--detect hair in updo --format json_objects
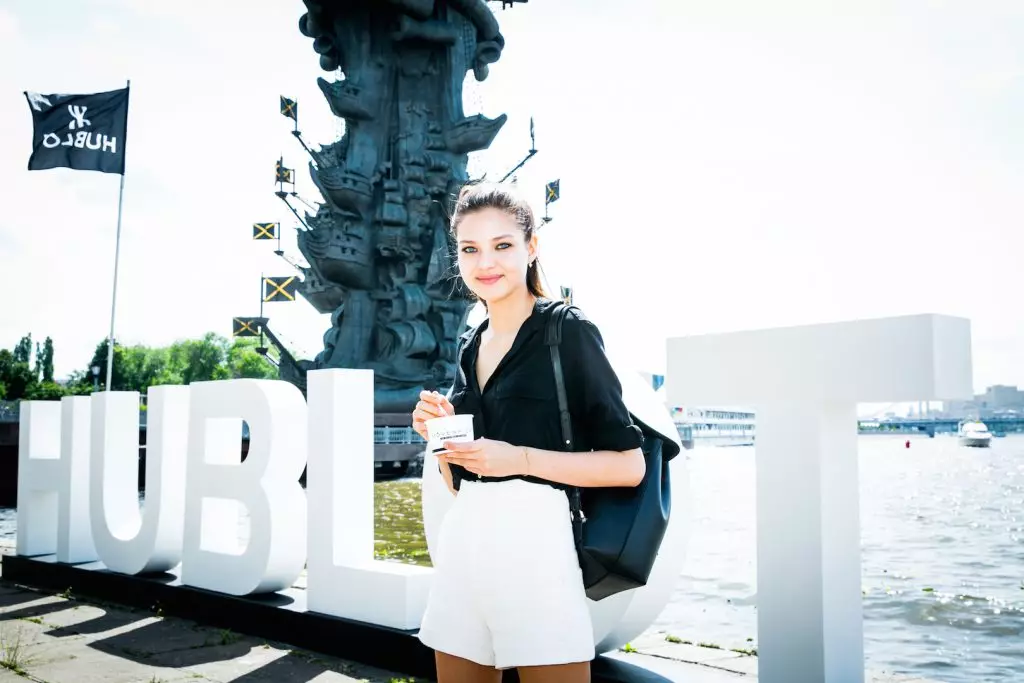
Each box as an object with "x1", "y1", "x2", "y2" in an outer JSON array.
[{"x1": 449, "y1": 182, "x2": 548, "y2": 299}]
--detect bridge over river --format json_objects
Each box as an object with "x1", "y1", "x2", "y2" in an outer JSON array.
[{"x1": 858, "y1": 416, "x2": 1024, "y2": 436}]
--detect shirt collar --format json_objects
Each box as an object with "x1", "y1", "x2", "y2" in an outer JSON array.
[{"x1": 458, "y1": 296, "x2": 555, "y2": 344}]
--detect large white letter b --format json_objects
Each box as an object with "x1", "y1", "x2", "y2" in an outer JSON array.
[{"x1": 181, "y1": 379, "x2": 307, "y2": 595}]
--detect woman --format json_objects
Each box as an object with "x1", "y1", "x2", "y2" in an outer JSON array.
[{"x1": 412, "y1": 183, "x2": 645, "y2": 683}]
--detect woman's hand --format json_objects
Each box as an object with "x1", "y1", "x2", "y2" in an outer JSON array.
[
  {"x1": 441, "y1": 438, "x2": 528, "y2": 478},
  {"x1": 412, "y1": 390, "x2": 455, "y2": 440}
]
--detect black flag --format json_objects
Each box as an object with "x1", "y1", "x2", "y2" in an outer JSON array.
[
  {"x1": 253, "y1": 222, "x2": 278, "y2": 240},
  {"x1": 545, "y1": 179, "x2": 560, "y2": 205},
  {"x1": 280, "y1": 96, "x2": 297, "y2": 121},
  {"x1": 24, "y1": 87, "x2": 129, "y2": 175},
  {"x1": 232, "y1": 317, "x2": 266, "y2": 337},
  {"x1": 263, "y1": 276, "x2": 298, "y2": 302},
  {"x1": 275, "y1": 159, "x2": 294, "y2": 185}
]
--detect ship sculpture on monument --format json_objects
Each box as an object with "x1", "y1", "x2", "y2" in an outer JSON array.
[{"x1": 278, "y1": 0, "x2": 522, "y2": 413}]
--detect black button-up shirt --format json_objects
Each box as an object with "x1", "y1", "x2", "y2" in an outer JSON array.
[{"x1": 446, "y1": 298, "x2": 643, "y2": 491}]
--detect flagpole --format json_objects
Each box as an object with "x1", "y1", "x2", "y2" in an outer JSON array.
[
  {"x1": 105, "y1": 79, "x2": 130, "y2": 391},
  {"x1": 259, "y1": 272, "x2": 266, "y2": 353}
]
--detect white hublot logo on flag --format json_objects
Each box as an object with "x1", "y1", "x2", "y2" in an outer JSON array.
[
  {"x1": 68, "y1": 105, "x2": 90, "y2": 130},
  {"x1": 41, "y1": 103, "x2": 116, "y2": 153}
]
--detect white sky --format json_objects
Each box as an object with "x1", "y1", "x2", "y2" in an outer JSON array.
[{"x1": 0, "y1": 0, "x2": 1021, "y2": 399}]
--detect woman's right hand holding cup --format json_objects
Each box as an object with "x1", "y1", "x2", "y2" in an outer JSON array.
[{"x1": 413, "y1": 390, "x2": 455, "y2": 440}]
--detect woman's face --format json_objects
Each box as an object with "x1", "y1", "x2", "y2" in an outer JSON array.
[{"x1": 456, "y1": 207, "x2": 537, "y2": 305}]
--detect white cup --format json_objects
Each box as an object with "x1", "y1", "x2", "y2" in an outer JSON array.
[{"x1": 425, "y1": 414, "x2": 475, "y2": 454}]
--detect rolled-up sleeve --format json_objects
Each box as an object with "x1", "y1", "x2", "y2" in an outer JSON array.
[{"x1": 562, "y1": 312, "x2": 644, "y2": 453}]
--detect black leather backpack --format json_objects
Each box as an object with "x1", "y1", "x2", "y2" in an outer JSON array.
[{"x1": 545, "y1": 303, "x2": 681, "y2": 601}]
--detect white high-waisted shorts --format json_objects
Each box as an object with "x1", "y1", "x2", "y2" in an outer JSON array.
[{"x1": 417, "y1": 478, "x2": 595, "y2": 669}]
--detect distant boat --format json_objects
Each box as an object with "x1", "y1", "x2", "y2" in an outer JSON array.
[{"x1": 958, "y1": 420, "x2": 992, "y2": 448}]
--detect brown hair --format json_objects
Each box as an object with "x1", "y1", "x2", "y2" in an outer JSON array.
[{"x1": 450, "y1": 182, "x2": 548, "y2": 300}]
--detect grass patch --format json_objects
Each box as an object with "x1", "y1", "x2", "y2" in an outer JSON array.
[
  {"x1": 665, "y1": 634, "x2": 693, "y2": 645},
  {"x1": 697, "y1": 642, "x2": 722, "y2": 650},
  {"x1": 0, "y1": 624, "x2": 32, "y2": 675},
  {"x1": 374, "y1": 481, "x2": 431, "y2": 566},
  {"x1": 218, "y1": 629, "x2": 240, "y2": 646},
  {"x1": 731, "y1": 647, "x2": 758, "y2": 656}
]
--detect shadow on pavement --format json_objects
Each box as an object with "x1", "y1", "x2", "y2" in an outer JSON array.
[
  {"x1": 224, "y1": 650, "x2": 336, "y2": 682},
  {"x1": 0, "y1": 594, "x2": 78, "y2": 623},
  {"x1": 89, "y1": 618, "x2": 255, "y2": 668}
]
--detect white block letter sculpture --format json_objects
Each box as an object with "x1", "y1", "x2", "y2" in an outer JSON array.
[
  {"x1": 306, "y1": 369, "x2": 431, "y2": 630},
  {"x1": 16, "y1": 401, "x2": 63, "y2": 557},
  {"x1": 181, "y1": 379, "x2": 308, "y2": 594},
  {"x1": 90, "y1": 387, "x2": 189, "y2": 574},
  {"x1": 666, "y1": 314, "x2": 973, "y2": 683}
]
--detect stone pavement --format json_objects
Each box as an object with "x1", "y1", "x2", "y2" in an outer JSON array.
[
  {"x1": 0, "y1": 580, "x2": 416, "y2": 683},
  {"x1": 605, "y1": 631, "x2": 939, "y2": 683},
  {"x1": 0, "y1": 542, "x2": 937, "y2": 683}
]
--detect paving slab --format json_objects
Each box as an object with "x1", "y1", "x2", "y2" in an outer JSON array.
[
  {"x1": 0, "y1": 541, "x2": 945, "y2": 683},
  {"x1": 641, "y1": 642, "x2": 746, "y2": 665},
  {"x1": 606, "y1": 650, "x2": 749, "y2": 681},
  {"x1": 710, "y1": 655, "x2": 759, "y2": 676},
  {"x1": 0, "y1": 579, "x2": 420, "y2": 683}
]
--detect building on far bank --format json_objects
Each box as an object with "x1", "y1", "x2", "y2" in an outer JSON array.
[
  {"x1": 942, "y1": 385, "x2": 1024, "y2": 419},
  {"x1": 669, "y1": 404, "x2": 756, "y2": 448}
]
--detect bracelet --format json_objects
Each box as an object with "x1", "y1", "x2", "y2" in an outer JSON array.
[{"x1": 522, "y1": 446, "x2": 531, "y2": 475}]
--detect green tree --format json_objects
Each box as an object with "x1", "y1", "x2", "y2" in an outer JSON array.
[
  {"x1": 168, "y1": 333, "x2": 231, "y2": 385},
  {"x1": 226, "y1": 338, "x2": 279, "y2": 379},
  {"x1": 121, "y1": 345, "x2": 170, "y2": 393},
  {"x1": 86, "y1": 340, "x2": 175, "y2": 393},
  {"x1": 0, "y1": 348, "x2": 37, "y2": 401},
  {"x1": 39, "y1": 337, "x2": 55, "y2": 383},
  {"x1": 13, "y1": 334, "x2": 32, "y2": 364},
  {"x1": 26, "y1": 381, "x2": 68, "y2": 400},
  {"x1": 77, "y1": 332, "x2": 280, "y2": 393},
  {"x1": 86, "y1": 339, "x2": 124, "y2": 391},
  {"x1": 61, "y1": 369, "x2": 97, "y2": 395}
]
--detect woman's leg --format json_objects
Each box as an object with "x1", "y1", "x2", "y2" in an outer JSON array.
[
  {"x1": 518, "y1": 661, "x2": 591, "y2": 683},
  {"x1": 435, "y1": 651, "x2": 503, "y2": 683}
]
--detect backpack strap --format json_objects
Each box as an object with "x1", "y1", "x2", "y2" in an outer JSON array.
[
  {"x1": 545, "y1": 303, "x2": 577, "y2": 450},
  {"x1": 544, "y1": 303, "x2": 587, "y2": 537}
]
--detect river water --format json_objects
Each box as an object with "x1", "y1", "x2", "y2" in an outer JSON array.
[
  {"x1": 2, "y1": 434, "x2": 1022, "y2": 681},
  {"x1": 660, "y1": 434, "x2": 1024, "y2": 682}
]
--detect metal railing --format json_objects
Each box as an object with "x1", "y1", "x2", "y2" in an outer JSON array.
[
  {"x1": 0, "y1": 401, "x2": 18, "y2": 423},
  {"x1": 0, "y1": 400, "x2": 151, "y2": 425},
  {"x1": 3, "y1": 399, "x2": 425, "y2": 445},
  {"x1": 374, "y1": 427, "x2": 426, "y2": 445}
]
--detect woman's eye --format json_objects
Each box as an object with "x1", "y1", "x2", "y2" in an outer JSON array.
[
  {"x1": 461, "y1": 246, "x2": 477, "y2": 254},
  {"x1": 495, "y1": 242, "x2": 512, "y2": 250}
]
